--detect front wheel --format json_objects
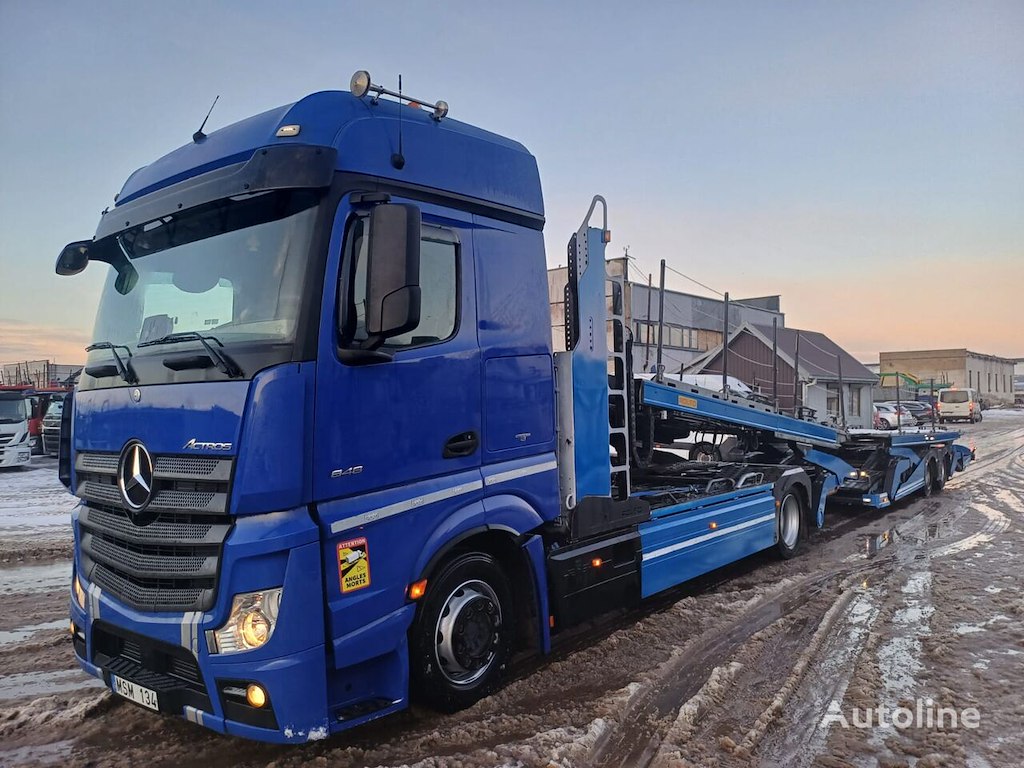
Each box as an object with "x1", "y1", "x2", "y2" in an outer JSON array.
[
  {"x1": 775, "y1": 490, "x2": 803, "y2": 559},
  {"x1": 409, "y1": 552, "x2": 513, "y2": 712}
]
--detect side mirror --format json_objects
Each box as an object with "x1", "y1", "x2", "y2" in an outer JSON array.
[
  {"x1": 56, "y1": 240, "x2": 91, "y2": 275},
  {"x1": 365, "y1": 204, "x2": 421, "y2": 344}
]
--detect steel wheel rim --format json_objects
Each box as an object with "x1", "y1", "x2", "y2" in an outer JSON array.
[
  {"x1": 434, "y1": 579, "x2": 501, "y2": 687},
  {"x1": 780, "y1": 494, "x2": 800, "y2": 548}
]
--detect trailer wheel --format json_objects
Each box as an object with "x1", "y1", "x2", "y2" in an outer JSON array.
[
  {"x1": 922, "y1": 460, "x2": 936, "y2": 498},
  {"x1": 775, "y1": 491, "x2": 803, "y2": 559},
  {"x1": 933, "y1": 457, "x2": 947, "y2": 494},
  {"x1": 689, "y1": 441, "x2": 719, "y2": 462},
  {"x1": 409, "y1": 552, "x2": 513, "y2": 712}
]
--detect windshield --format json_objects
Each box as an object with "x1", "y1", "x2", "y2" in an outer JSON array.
[
  {"x1": 0, "y1": 398, "x2": 29, "y2": 424},
  {"x1": 86, "y1": 189, "x2": 320, "y2": 383},
  {"x1": 940, "y1": 391, "x2": 969, "y2": 403}
]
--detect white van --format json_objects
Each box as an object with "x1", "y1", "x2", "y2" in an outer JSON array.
[{"x1": 936, "y1": 387, "x2": 982, "y2": 424}]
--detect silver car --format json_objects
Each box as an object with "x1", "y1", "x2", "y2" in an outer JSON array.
[{"x1": 873, "y1": 403, "x2": 916, "y2": 430}]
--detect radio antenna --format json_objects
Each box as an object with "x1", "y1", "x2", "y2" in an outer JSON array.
[
  {"x1": 193, "y1": 95, "x2": 220, "y2": 143},
  {"x1": 391, "y1": 75, "x2": 405, "y2": 169}
]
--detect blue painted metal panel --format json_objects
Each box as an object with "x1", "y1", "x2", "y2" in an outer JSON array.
[
  {"x1": 570, "y1": 227, "x2": 612, "y2": 498},
  {"x1": 639, "y1": 490, "x2": 777, "y2": 597},
  {"x1": 483, "y1": 355, "x2": 555, "y2": 454},
  {"x1": 74, "y1": 381, "x2": 246, "y2": 456},
  {"x1": 642, "y1": 379, "x2": 841, "y2": 447},
  {"x1": 117, "y1": 91, "x2": 543, "y2": 218},
  {"x1": 232, "y1": 363, "x2": 315, "y2": 515}
]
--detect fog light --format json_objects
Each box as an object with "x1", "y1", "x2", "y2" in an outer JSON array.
[
  {"x1": 246, "y1": 684, "x2": 267, "y2": 708},
  {"x1": 73, "y1": 574, "x2": 86, "y2": 610}
]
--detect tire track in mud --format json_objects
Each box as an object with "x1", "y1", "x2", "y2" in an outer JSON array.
[
  {"x1": 588, "y1": 421, "x2": 1023, "y2": 768},
  {"x1": 585, "y1": 561, "x2": 895, "y2": 768}
]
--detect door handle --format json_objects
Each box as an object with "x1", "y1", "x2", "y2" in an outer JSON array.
[{"x1": 443, "y1": 431, "x2": 479, "y2": 459}]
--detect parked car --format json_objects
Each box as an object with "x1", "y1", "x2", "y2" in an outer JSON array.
[
  {"x1": 900, "y1": 400, "x2": 935, "y2": 425},
  {"x1": 873, "y1": 403, "x2": 916, "y2": 430}
]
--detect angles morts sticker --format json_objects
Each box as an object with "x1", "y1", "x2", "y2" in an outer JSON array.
[{"x1": 337, "y1": 537, "x2": 370, "y2": 594}]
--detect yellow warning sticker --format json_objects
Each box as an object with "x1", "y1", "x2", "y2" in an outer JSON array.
[
  {"x1": 678, "y1": 395, "x2": 698, "y2": 409},
  {"x1": 338, "y1": 537, "x2": 370, "y2": 594}
]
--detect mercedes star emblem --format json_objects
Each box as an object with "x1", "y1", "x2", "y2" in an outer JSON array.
[{"x1": 117, "y1": 441, "x2": 154, "y2": 512}]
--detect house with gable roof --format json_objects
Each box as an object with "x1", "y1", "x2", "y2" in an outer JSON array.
[{"x1": 683, "y1": 322, "x2": 878, "y2": 428}]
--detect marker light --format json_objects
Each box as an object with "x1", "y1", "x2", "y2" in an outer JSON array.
[
  {"x1": 350, "y1": 70, "x2": 372, "y2": 98},
  {"x1": 246, "y1": 684, "x2": 268, "y2": 708},
  {"x1": 709, "y1": 522, "x2": 718, "y2": 530},
  {"x1": 591, "y1": 557, "x2": 603, "y2": 568},
  {"x1": 408, "y1": 579, "x2": 428, "y2": 600},
  {"x1": 73, "y1": 574, "x2": 86, "y2": 610},
  {"x1": 275, "y1": 124, "x2": 301, "y2": 137}
]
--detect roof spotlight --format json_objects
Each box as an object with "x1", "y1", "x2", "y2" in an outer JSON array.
[
  {"x1": 350, "y1": 70, "x2": 372, "y2": 98},
  {"x1": 433, "y1": 101, "x2": 449, "y2": 121}
]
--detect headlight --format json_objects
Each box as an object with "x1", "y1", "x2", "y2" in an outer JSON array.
[
  {"x1": 73, "y1": 574, "x2": 86, "y2": 610},
  {"x1": 211, "y1": 589, "x2": 282, "y2": 654}
]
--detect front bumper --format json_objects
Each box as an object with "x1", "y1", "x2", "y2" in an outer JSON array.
[
  {"x1": 70, "y1": 506, "x2": 336, "y2": 744},
  {"x1": 0, "y1": 445, "x2": 31, "y2": 468}
]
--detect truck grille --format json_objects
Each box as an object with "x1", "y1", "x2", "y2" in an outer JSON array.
[
  {"x1": 0, "y1": 435, "x2": 13, "y2": 447},
  {"x1": 76, "y1": 451, "x2": 233, "y2": 612}
]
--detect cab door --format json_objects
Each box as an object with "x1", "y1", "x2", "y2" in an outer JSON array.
[{"x1": 312, "y1": 200, "x2": 481, "y2": 503}]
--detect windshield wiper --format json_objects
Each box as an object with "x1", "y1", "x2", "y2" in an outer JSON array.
[
  {"x1": 84, "y1": 342, "x2": 139, "y2": 384},
  {"x1": 138, "y1": 332, "x2": 243, "y2": 378}
]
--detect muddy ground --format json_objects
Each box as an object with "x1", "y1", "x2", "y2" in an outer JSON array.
[{"x1": 1, "y1": 413, "x2": 1022, "y2": 768}]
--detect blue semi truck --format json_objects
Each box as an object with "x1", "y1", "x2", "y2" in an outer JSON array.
[{"x1": 56, "y1": 72, "x2": 974, "y2": 743}]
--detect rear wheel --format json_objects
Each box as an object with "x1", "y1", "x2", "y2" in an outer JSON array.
[
  {"x1": 410, "y1": 552, "x2": 513, "y2": 712},
  {"x1": 880, "y1": 418, "x2": 892, "y2": 430},
  {"x1": 775, "y1": 490, "x2": 803, "y2": 559}
]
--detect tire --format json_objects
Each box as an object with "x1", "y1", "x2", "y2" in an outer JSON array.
[
  {"x1": 880, "y1": 418, "x2": 892, "y2": 430},
  {"x1": 922, "y1": 460, "x2": 935, "y2": 498},
  {"x1": 934, "y1": 457, "x2": 948, "y2": 494},
  {"x1": 775, "y1": 490, "x2": 803, "y2": 559},
  {"x1": 409, "y1": 552, "x2": 513, "y2": 712},
  {"x1": 689, "y1": 441, "x2": 719, "y2": 462}
]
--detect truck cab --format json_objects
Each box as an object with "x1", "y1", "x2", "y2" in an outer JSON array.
[
  {"x1": 0, "y1": 391, "x2": 32, "y2": 469},
  {"x1": 59, "y1": 76, "x2": 555, "y2": 742}
]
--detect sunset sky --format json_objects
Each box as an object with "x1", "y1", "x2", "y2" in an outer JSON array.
[{"x1": 1, "y1": 1, "x2": 1021, "y2": 365}]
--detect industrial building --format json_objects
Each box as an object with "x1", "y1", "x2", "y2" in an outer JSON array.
[
  {"x1": 548, "y1": 257, "x2": 785, "y2": 372},
  {"x1": 878, "y1": 349, "x2": 1016, "y2": 408}
]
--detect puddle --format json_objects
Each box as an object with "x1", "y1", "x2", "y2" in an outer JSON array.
[
  {"x1": 0, "y1": 619, "x2": 67, "y2": 646},
  {"x1": 0, "y1": 740, "x2": 73, "y2": 767},
  {"x1": 0, "y1": 669, "x2": 104, "y2": 701},
  {"x1": 0, "y1": 562, "x2": 71, "y2": 596}
]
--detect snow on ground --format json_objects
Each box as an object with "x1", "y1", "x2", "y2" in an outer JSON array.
[
  {"x1": 0, "y1": 459, "x2": 76, "y2": 565},
  {"x1": 0, "y1": 419, "x2": 1021, "y2": 766}
]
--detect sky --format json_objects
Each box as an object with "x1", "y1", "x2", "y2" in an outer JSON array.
[{"x1": 1, "y1": 0, "x2": 1021, "y2": 365}]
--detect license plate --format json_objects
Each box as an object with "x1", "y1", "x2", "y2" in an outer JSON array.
[{"x1": 111, "y1": 675, "x2": 160, "y2": 711}]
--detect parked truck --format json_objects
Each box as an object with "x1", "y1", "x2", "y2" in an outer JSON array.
[
  {"x1": 57, "y1": 72, "x2": 974, "y2": 743},
  {"x1": 0, "y1": 390, "x2": 32, "y2": 469}
]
